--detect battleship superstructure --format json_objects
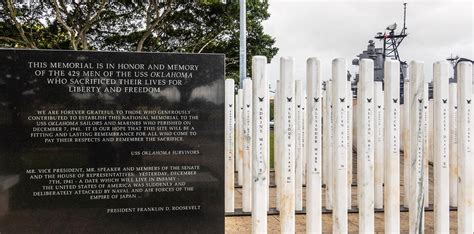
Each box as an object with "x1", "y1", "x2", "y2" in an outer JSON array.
[{"x1": 352, "y1": 3, "x2": 409, "y2": 103}]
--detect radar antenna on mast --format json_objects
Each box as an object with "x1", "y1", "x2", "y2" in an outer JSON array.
[
  {"x1": 354, "y1": 3, "x2": 409, "y2": 102},
  {"x1": 374, "y1": 2, "x2": 408, "y2": 62}
]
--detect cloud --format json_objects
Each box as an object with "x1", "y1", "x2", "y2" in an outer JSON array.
[{"x1": 262, "y1": 1, "x2": 473, "y2": 92}]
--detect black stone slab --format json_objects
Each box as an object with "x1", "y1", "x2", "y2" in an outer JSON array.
[{"x1": 0, "y1": 49, "x2": 224, "y2": 234}]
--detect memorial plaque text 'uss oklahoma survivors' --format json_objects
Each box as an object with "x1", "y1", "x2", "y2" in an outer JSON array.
[{"x1": 0, "y1": 49, "x2": 224, "y2": 233}]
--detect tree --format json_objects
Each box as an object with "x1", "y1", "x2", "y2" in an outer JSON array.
[{"x1": 0, "y1": 0, "x2": 278, "y2": 83}]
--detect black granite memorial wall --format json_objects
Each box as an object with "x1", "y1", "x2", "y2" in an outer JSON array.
[{"x1": 0, "y1": 49, "x2": 224, "y2": 233}]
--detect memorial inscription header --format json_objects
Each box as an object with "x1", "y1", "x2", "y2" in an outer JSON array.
[{"x1": 0, "y1": 49, "x2": 224, "y2": 233}]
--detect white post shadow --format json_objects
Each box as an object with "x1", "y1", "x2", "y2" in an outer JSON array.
[
  {"x1": 275, "y1": 80, "x2": 281, "y2": 211},
  {"x1": 403, "y1": 80, "x2": 410, "y2": 208},
  {"x1": 225, "y1": 79, "x2": 235, "y2": 212},
  {"x1": 409, "y1": 61, "x2": 425, "y2": 234},
  {"x1": 236, "y1": 89, "x2": 244, "y2": 186},
  {"x1": 279, "y1": 57, "x2": 296, "y2": 233},
  {"x1": 433, "y1": 61, "x2": 450, "y2": 233},
  {"x1": 242, "y1": 78, "x2": 253, "y2": 212},
  {"x1": 251, "y1": 56, "x2": 268, "y2": 233},
  {"x1": 332, "y1": 58, "x2": 348, "y2": 233},
  {"x1": 295, "y1": 80, "x2": 304, "y2": 211},
  {"x1": 357, "y1": 59, "x2": 375, "y2": 233},
  {"x1": 383, "y1": 59, "x2": 401, "y2": 233},
  {"x1": 324, "y1": 80, "x2": 334, "y2": 210},
  {"x1": 457, "y1": 61, "x2": 473, "y2": 234},
  {"x1": 449, "y1": 82, "x2": 458, "y2": 207},
  {"x1": 347, "y1": 81, "x2": 353, "y2": 209},
  {"x1": 423, "y1": 83, "x2": 430, "y2": 209},
  {"x1": 306, "y1": 58, "x2": 322, "y2": 233},
  {"x1": 374, "y1": 81, "x2": 384, "y2": 209}
]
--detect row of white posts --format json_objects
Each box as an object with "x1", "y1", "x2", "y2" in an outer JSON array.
[{"x1": 224, "y1": 56, "x2": 473, "y2": 233}]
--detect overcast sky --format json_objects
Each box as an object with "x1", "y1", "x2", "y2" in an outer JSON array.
[{"x1": 262, "y1": 0, "x2": 474, "y2": 92}]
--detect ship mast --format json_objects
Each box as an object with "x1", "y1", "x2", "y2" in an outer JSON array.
[{"x1": 374, "y1": 3, "x2": 408, "y2": 62}]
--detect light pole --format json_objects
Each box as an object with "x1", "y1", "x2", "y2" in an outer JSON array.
[{"x1": 239, "y1": 0, "x2": 246, "y2": 88}]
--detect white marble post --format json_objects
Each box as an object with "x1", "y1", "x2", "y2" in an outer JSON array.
[
  {"x1": 279, "y1": 57, "x2": 295, "y2": 233},
  {"x1": 324, "y1": 81, "x2": 334, "y2": 210},
  {"x1": 403, "y1": 80, "x2": 410, "y2": 208},
  {"x1": 433, "y1": 61, "x2": 450, "y2": 233},
  {"x1": 423, "y1": 83, "x2": 430, "y2": 209},
  {"x1": 306, "y1": 58, "x2": 322, "y2": 233},
  {"x1": 322, "y1": 88, "x2": 327, "y2": 189},
  {"x1": 428, "y1": 99, "x2": 434, "y2": 163},
  {"x1": 225, "y1": 79, "x2": 235, "y2": 212},
  {"x1": 322, "y1": 88, "x2": 326, "y2": 187},
  {"x1": 302, "y1": 97, "x2": 307, "y2": 187},
  {"x1": 449, "y1": 82, "x2": 458, "y2": 207},
  {"x1": 237, "y1": 89, "x2": 244, "y2": 186},
  {"x1": 295, "y1": 80, "x2": 304, "y2": 211},
  {"x1": 472, "y1": 87, "x2": 474, "y2": 234},
  {"x1": 409, "y1": 61, "x2": 425, "y2": 234},
  {"x1": 332, "y1": 58, "x2": 348, "y2": 233},
  {"x1": 242, "y1": 79, "x2": 253, "y2": 212},
  {"x1": 374, "y1": 81, "x2": 384, "y2": 209},
  {"x1": 251, "y1": 56, "x2": 268, "y2": 233},
  {"x1": 457, "y1": 61, "x2": 473, "y2": 234},
  {"x1": 384, "y1": 59, "x2": 401, "y2": 232},
  {"x1": 275, "y1": 80, "x2": 281, "y2": 210},
  {"x1": 347, "y1": 81, "x2": 353, "y2": 209},
  {"x1": 357, "y1": 59, "x2": 375, "y2": 232}
]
